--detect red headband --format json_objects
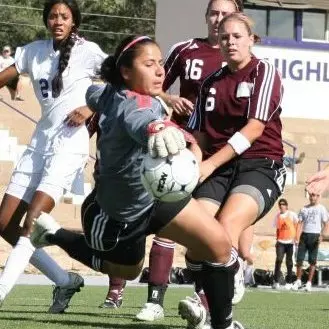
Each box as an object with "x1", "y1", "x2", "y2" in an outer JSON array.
[{"x1": 116, "y1": 36, "x2": 152, "y2": 66}]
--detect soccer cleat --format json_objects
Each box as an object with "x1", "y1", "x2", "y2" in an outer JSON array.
[
  {"x1": 291, "y1": 279, "x2": 302, "y2": 291},
  {"x1": 285, "y1": 283, "x2": 292, "y2": 290},
  {"x1": 135, "y1": 302, "x2": 164, "y2": 321},
  {"x1": 232, "y1": 320, "x2": 245, "y2": 329},
  {"x1": 178, "y1": 293, "x2": 210, "y2": 329},
  {"x1": 304, "y1": 281, "x2": 312, "y2": 292},
  {"x1": 48, "y1": 272, "x2": 84, "y2": 314},
  {"x1": 272, "y1": 282, "x2": 280, "y2": 290},
  {"x1": 30, "y1": 212, "x2": 61, "y2": 248},
  {"x1": 99, "y1": 297, "x2": 123, "y2": 309},
  {"x1": 232, "y1": 258, "x2": 245, "y2": 305}
]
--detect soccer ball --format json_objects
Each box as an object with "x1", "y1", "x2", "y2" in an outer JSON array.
[{"x1": 141, "y1": 148, "x2": 199, "y2": 202}]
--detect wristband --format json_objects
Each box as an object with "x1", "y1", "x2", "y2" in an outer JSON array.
[
  {"x1": 147, "y1": 120, "x2": 196, "y2": 144},
  {"x1": 147, "y1": 120, "x2": 168, "y2": 134},
  {"x1": 227, "y1": 132, "x2": 251, "y2": 155}
]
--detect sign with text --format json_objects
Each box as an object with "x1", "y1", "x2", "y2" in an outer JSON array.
[{"x1": 253, "y1": 45, "x2": 329, "y2": 119}]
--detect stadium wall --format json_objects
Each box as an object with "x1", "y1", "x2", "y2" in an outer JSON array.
[{"x1": 155, "y1": 0, "x2": 329, "y2": 120}]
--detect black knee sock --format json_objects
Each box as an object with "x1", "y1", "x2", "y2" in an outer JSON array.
[
  {"x1": 147, "y1": 284, "x2": 167, "y2": 306},
  {"x1": 185, "y1": 256, "x2": 209, "y2": 311},
  {"x1": 185, "y1": 256, "x2": 203, "y2": 291},
  {"x1": 48, "y1": 228, "x2": 102, "y2": 271},
  {"x1": 202, "y1": 249, "x2": 239, "y2": 329}
]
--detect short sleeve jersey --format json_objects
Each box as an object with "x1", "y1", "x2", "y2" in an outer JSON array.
[
  {"x1": 86, "y1": 84, "x2": 168, "y2": 222},
  {"x1": 298, "y1": 204, "x2": 328, "y2": 234},
  {"x1": 163, "y1": 38, "x2": 223, "y2": 127},
  {"x1": 188, "y1": 57, "x2": 284, "y2": 161},
  {"x1": 15, "y1": 39, "x2": 107, "y2": 154}
]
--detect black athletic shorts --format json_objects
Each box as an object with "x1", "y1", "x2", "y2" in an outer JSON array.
[
  {"x1": 80, "y1": 188, "x2": 191, "y2": 265},
  {"x1": 296, "y1": 232, "x2": 320, "y2": 266},
  {"x1": 6, "y1": 76, "x2": 19, "y2": 91},
  {"x1": 193, "y1": 158, "x2": 286, "y2": 221}
]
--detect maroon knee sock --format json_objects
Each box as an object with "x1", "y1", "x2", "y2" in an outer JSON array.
[
  {"x1": 107, "y1": 276, "x2": 126, "y2": 301},
  {"x1": 147, "y1": 238, "x2": 175, "y2": 305}
]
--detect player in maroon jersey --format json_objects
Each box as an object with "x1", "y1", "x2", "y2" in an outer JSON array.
[
  {"x1": 133, "y1": 1, "x2": 245, "y2": 325},
  {"x1": 161, "y1": 0, "x2": 243, "y2": 127},
  {"x1": 178, "y1": 12, "x2": 286, "y2": 329}
]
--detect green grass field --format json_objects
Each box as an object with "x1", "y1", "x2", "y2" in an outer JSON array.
[{"x1": 0, "y1": 285, "x2": 328, "y2": 329}]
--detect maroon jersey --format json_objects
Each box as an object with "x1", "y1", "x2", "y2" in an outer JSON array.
[
  {"x1": 188, "y1": 57, "x2": 284, "y2": 161},
  {"x1": 163, "y1": 38, "x2": 224, "y2": 127}
]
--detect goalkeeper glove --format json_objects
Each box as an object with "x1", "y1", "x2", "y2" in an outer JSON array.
[{"x1": 147, "y1": 120, "x2": 187, "y2": 158}]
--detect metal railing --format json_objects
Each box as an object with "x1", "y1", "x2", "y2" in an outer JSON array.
[
  {"x1": 0, "y1": 98, "x2": 96, "y2": 161},
  {"x1": 283, "y1": 139, "x2": 297, "y2": 185},
  {"x1": 317, "y1": 159, "x2": 329, "y2": 172},
  {"x1": 0, "y1": 98, "x2": 37, "y2": 124},
  {"x1": 0, "y1": 98, "x2": 307, "y2": 186}
]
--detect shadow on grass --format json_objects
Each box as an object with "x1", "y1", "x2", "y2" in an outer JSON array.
[
  {"x1": 0, "y1": 315, "x2": 184, "y2": 328},
  {"x1": 6, "y1": 303, "x2": 181, "y2": 311},
  {"x1": 0, "y1": 309, "x2": 124, "y2": 317},
  {"x1": 0, "y1": 309, "x2": 184, "y2": 321}
]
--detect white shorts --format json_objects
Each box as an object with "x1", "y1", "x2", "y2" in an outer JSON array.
[{"x1": 6, "y1": 149, "x2": 89, "y2": 204}]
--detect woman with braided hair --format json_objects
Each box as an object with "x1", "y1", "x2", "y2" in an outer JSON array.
[{"x1": 0, "y1": 0, "x2": 107, "y2": 311}]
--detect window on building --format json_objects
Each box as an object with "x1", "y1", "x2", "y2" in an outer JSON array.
[
  {"x1": 268, "y1": 10, "x2": 295, "y2": 39},
  {"x1": 245, "y1": 8, "x2": 295, "y2": 40},
  {"x1": 245, "y1": 8, "x2": 267, "y2": 37},
  {"x1": 302, "y1": 12, "x2": 326, "y2": 41},
  {"x1": 245, "y1": 5, "x2": 329, "y2": 46}
]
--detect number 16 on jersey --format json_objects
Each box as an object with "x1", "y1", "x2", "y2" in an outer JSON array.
[{"x1": 185, "y1": 59, "x2": 204, "y2": 80}]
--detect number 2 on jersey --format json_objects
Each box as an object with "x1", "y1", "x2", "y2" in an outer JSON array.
[
  {"x1": 185, "y1": 59, "x2": 204, "y2": 80},
  {"x1": 39, "y1": 78, "x2": 49, "y2": 98}
]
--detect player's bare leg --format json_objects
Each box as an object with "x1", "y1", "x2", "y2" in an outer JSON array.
[{"x1": 0, "y1": 192, "x2": 83, "y2": 312}]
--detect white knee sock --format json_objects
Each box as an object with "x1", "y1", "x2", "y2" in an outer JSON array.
[
  {"x1": 0, "y1": 236, "x2": 35, "y2": 297},
  {"x1": 30, "y1": 248, "x2": 70, "y2": 287}
]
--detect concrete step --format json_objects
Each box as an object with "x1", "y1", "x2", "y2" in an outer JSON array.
[
  {"x1": 255, "y1": 183, "x2": 329, "y2": 236},
  {"x1": 0, "y1": 162, "x2": 14, "y2": 185},
  {"x1": 50, "y1": 202, "x2": 82, "y2": 231},
  {"x1": 282, "y1": 117, "x2": 329, "y2": 134},
  {"x1": 0, "y1": 99, "x2": 37, "y2": 145}
]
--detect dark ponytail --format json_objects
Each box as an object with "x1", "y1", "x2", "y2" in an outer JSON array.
[
  {"x1": 52, "y1": 32, "x2": 77, "y2": 98},
  {"x1": 43, "y1": 0, "x2": 82, "y2": 98},
  {"x1": 100, "y1": 35, "x2": 156, "y2": 87},
  {"x1": 100, "y1": 55, "x2": 118, "y2": 85}
]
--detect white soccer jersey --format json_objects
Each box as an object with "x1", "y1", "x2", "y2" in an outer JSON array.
[{"x1": 15, "y1": 38, "x2": 107, "y2": 155}]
